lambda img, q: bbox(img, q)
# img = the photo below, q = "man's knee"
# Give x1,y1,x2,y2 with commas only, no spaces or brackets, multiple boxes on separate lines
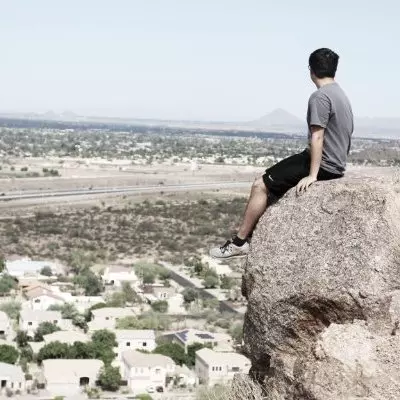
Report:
252,177,268,193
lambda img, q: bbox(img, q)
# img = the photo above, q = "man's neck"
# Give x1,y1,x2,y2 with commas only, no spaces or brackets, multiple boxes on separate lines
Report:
315,77,335,89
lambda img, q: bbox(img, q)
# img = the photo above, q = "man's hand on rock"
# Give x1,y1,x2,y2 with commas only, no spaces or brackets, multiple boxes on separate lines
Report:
296,176,317,195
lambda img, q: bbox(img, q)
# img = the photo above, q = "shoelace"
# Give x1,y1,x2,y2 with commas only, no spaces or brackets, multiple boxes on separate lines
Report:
220,240,233,254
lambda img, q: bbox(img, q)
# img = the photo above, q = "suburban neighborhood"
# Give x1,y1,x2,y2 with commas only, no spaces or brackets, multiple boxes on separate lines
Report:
0,254,248,399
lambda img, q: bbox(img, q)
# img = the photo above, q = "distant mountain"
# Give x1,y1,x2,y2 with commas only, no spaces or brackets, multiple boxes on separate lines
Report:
250,108,304,129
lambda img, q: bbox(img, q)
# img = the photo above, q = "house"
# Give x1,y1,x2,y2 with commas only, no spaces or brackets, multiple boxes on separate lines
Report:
122,350,175,395
5,258,63,278
23,286,65,311
19,310,62,337
43,331,89,345
0,311,12,339
114,330,156,360
42,359,103,396
195,348,251,387
0,362,26,394
162,329,233,352
102,266,139,288
89,307,135,331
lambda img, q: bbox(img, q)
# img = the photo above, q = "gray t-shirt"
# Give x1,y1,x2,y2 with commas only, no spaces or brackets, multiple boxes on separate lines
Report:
307,82,354,175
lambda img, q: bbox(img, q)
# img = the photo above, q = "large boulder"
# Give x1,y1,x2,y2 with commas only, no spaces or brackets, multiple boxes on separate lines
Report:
242,176,400,399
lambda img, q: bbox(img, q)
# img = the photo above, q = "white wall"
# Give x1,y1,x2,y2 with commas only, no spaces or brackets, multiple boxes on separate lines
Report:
115,338,156,360
27,295,64,311
124,364,169,395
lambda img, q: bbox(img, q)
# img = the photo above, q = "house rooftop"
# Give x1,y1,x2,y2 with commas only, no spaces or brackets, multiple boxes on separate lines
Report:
122,350,174,369
91,307,135,318
174,329,231,344
20,309,61,322
43,330,89,344
195,348,250,366
6,259,61,276
106,265,135,274
42,359,103,383
114,329,155,341
0,362,24,381
24,286,64,302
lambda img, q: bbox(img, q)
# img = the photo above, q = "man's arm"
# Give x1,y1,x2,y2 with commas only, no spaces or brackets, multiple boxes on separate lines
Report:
296,126,325,194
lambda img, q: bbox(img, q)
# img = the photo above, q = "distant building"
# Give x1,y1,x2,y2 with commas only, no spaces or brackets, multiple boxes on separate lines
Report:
114,330,156,360
121,350,175,395
23,285,65,311
43,330,89,345
102,266,139,289
5,258,63,278
89,307,135,331
161,329,233,352
42,359,103,396
19,310,62,337
0,362,26,395
195,348,251,387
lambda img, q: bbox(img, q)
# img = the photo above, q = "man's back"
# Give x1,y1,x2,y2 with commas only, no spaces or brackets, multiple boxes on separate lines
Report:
307,82,353,175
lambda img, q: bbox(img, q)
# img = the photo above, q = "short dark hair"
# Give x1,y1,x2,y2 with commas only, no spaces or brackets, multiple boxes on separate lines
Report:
309,48,339,79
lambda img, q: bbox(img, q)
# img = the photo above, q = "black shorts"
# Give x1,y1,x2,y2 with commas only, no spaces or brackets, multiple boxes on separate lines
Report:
262,150,342,198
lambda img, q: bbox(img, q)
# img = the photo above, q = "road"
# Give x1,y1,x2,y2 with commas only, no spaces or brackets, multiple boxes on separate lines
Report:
0,181,250,201
160,262,240,315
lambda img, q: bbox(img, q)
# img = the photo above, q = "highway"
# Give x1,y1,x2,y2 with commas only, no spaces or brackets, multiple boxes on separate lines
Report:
0,181,250,201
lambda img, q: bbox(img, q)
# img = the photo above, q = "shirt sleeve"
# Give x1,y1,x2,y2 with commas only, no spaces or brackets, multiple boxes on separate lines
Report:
307,92,331,128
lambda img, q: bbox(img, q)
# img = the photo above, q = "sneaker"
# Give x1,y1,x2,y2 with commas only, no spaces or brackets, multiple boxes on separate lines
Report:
209,239,250,259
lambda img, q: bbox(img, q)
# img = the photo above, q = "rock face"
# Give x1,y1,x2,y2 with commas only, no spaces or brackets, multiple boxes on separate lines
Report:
242,176,400,400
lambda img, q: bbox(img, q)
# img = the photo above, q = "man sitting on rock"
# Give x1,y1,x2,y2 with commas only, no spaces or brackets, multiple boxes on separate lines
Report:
210,48,354,259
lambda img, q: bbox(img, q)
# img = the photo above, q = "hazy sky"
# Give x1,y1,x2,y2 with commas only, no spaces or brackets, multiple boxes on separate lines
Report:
1,0,399,121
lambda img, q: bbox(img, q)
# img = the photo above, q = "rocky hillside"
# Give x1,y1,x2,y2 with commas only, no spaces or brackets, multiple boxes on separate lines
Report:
241,174,400,399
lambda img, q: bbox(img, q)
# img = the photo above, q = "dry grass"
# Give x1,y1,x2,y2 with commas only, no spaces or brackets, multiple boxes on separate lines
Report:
0,197,247,264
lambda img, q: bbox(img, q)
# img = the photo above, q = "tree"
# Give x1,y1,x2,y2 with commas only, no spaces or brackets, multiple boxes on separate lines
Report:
20,345,33,362
220,276,234,290
143,271,156,284
91,330,117,365
0,301,21,319
0,254,5,273
121,282,139,304
153,343,186,366
48,303,78,319
106,291,126,307
116,316,141,329
40,266,53,276
74,269,103,296
91,329,117,348
0,275,16,295
229,322,244,344
186,343,211,367
151,300,168,313
182,288,198,304
158,268,171,281
97,366,121,391
0,344,19,364
69,341,94,359
37,341,69,363
203,274,219,289
15,330,29,348
34,322,60,342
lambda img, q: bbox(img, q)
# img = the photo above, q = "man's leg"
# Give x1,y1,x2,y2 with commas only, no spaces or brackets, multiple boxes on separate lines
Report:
209,177,268,259
209,151,310,259
236,177,268,240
